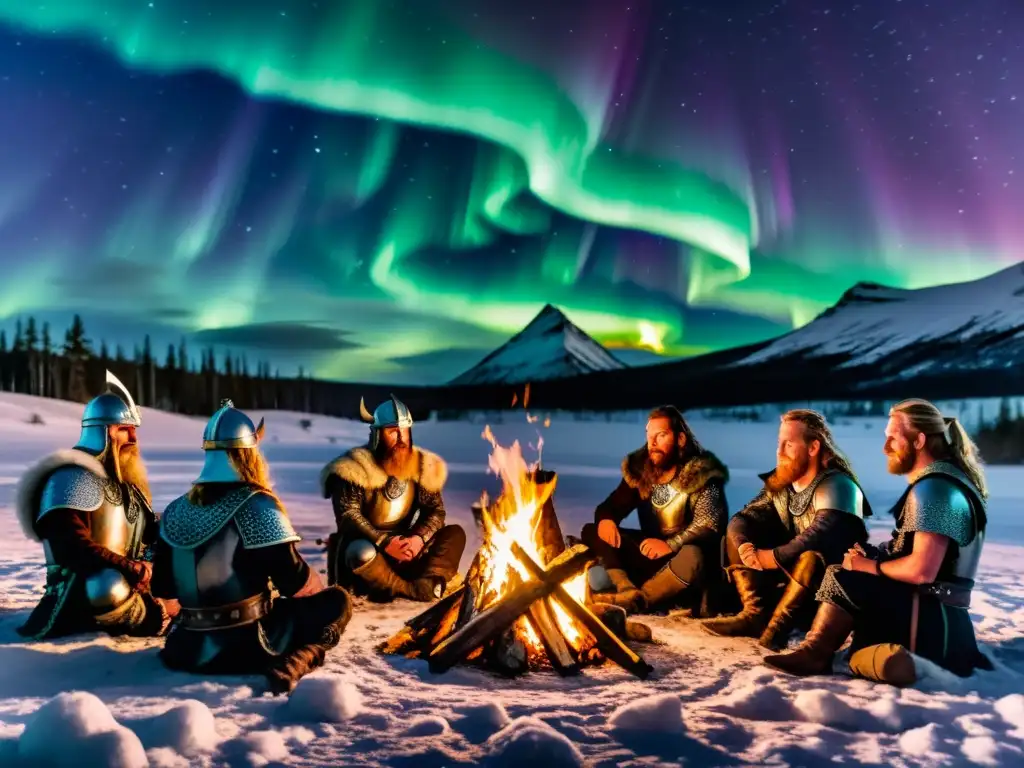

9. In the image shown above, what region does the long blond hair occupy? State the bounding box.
[781,409,858,482]
[186,447,283,508]
[890,398,988,500]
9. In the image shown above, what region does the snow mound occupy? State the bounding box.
[146,748,190,768]
[218,730,290,767]
[482,716,584,767]
[283,676,363,723]
[708,678,800,721]
[608,693,683,732]
[995,693,1024,738]
[898,724,945,761]
[794,689,877,731]
[401,715,450,737]
[453,701,511,744]
[18,692,147,768]
[961,734,1024,766]
[134,699,219,757]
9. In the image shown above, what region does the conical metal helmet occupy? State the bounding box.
[358,394,413,449]
[195,399,266,483]
[75,370,142,455]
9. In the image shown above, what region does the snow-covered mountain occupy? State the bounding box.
[731,262,1024,385]
[449,304,627,385]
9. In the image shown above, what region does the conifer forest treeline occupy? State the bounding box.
[0,314,328,415]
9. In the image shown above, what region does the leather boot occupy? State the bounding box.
[701,567,776,638]
[640,566,689,612]
[758,551,826,650]
[849,643,917,687]
[265,588,353,694]
[591,568,644,612]
[353,553,438,602]
[763,602,855,676]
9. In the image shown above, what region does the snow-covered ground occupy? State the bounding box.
[0,391,1021,767]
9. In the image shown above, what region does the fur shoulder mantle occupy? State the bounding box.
[15,449,108,542]
[621,447,729,498]
[319,445,447,497]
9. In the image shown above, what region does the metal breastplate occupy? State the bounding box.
[170,522,268,609]
[781,474,826,535]
[42,481,145,566]
[365,477,417,531]
[645,482,690,537]
[951,528,984,582]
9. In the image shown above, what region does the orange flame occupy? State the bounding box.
[475,425,588,650]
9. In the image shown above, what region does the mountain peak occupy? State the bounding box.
[449,304,627,386]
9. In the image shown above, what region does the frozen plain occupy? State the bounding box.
[0,392,1021,767]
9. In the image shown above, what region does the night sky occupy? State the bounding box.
[0,1,1020,384]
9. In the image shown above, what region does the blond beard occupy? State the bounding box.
[114,445,152,504]
[380,443,418,479]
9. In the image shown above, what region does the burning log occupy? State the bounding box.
[427,547,593,674]
[526,598,579,675]
[510,542,654,680]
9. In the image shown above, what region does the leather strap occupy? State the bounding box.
[178,592,272,631]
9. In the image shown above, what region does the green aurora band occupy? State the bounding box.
[0,0,756,351]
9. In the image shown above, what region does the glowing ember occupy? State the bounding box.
[475,425,589,650]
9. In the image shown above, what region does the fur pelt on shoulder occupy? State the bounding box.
[319,445,447,497]
[15,449,107,543]
[621,446,729,500]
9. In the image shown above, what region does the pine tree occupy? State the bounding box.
[223,351,233,377]
[99,340,110,362]
[177,338,188,371]
[115,344,126,363]
[63,314,92,402]
[0,330,6,353]
[40,322,52,398]
[165,343,177,370]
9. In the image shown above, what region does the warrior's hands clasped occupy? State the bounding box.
[640,538,673,559]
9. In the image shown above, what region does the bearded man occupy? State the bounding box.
[581,405,729,615]
[15,371,177,640]
[765,399,993,684]
[320,395,466,602]
[702,410,871,650]
[151,400,352,694]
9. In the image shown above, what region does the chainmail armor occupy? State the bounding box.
[815,564,851,606]
[161,487,257,549]
[39,466,104,519]
[234,495,301,548]
[691,484,726,533]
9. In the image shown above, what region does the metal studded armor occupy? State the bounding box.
[759,468,869,534]
[884,461,985,585]
[15,370,155,639]
[161,489,299,609]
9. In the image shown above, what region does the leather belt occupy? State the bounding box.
[178,593,272,631]
[919,582,972,609]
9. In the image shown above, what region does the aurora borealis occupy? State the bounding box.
[0,1,1021,384]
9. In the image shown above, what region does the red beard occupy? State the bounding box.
[765,454,810,493]
[885,443,916,475]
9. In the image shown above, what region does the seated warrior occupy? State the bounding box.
[702,410,871,649]
[765,399,993,684]
[320,395,466,602]
[581,405,729,615]
[15,371,177,640]
[152,400,352,694]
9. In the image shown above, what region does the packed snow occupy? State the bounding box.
[732,262,1024,370]
[449,304,626,385]
[0,391,1022,766]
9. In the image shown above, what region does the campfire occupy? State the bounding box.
[380,423,653,679]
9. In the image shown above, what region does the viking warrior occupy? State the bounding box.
[702,410,870,649]
[320,395,466,602]
[581,406,729,615]
[151,400,352,694]
[15,371,176,640]
[764,399,992,684]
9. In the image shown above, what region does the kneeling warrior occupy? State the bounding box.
[703,410,870,649]
[581,406,729,615]
[15,372,176,640]
[765,399,992,684]
[152,400,352,694]
[320,395,466,602]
